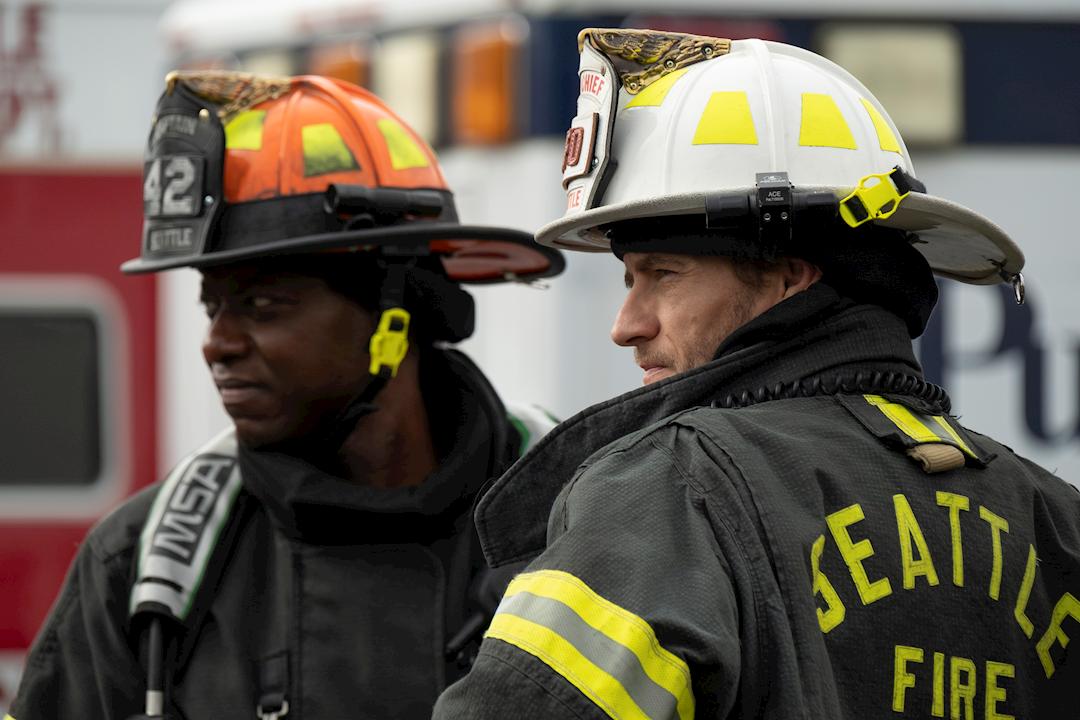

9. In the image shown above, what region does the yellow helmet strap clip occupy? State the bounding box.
[840,165,926,229]
[367,261,412,380]
[369,307,411,378]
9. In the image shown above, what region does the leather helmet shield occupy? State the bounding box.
[562,36,619,218]
[141,82,226,264]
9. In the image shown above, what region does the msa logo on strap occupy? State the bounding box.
[149,455,235,563]
[131,429,242,622]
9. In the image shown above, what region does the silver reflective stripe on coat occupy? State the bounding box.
[485,570,694,720]
[498,591,682,719]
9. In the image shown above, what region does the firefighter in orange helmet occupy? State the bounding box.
[8,72,562,720]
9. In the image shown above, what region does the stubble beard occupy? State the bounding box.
[681,285,762,373]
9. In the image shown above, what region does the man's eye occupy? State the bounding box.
[250,296,274,309]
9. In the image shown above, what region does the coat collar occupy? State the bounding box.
[241,348,508,544]
[476,284,934,567]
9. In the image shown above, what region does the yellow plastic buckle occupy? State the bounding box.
[368,307,411,378]
[839,168,909,228]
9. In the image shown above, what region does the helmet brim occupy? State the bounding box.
[122,223,565,284]
[536,189,1022,285]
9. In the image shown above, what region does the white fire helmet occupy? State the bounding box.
[537,29,1024,294]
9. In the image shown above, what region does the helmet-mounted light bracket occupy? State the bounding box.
[705,173,837,260]
[325,184,448,221]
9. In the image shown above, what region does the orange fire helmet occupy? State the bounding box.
[123,71,563,284]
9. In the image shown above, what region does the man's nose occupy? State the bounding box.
[202,309,250,365]
[610,287,659,348]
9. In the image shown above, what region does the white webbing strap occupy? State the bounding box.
[130,428,243,622]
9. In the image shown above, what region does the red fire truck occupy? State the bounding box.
[0,167,155,708]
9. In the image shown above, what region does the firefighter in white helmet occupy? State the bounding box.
[435,30,1078,719]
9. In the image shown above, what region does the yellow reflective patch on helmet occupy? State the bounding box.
[224,110,266,151]
[376,118,431,170]
[301,123,360,177]
[692,91,758,145]
[799,93,857,149]
[860,98,901,153]
[625,68,689,109]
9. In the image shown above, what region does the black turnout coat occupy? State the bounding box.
[11,349,536,720]
[435,286,1080,720]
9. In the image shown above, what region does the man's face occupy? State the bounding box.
[612,252,776,385]
[200,265,375,448]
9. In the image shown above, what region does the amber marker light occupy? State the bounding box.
[308,39,371,88]
[450,16,528,146]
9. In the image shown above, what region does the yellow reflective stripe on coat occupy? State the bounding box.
[864,395,975,458]
[486,569,694,720]
[5,713,17,720]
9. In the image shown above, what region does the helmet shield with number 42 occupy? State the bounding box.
[126,71,564,285]
[139,77,226,264]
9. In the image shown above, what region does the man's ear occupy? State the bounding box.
[780,257,823,300]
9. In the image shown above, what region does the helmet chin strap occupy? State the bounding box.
[316,260,413,458]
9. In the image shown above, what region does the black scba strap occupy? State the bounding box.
[142,84,227,263]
